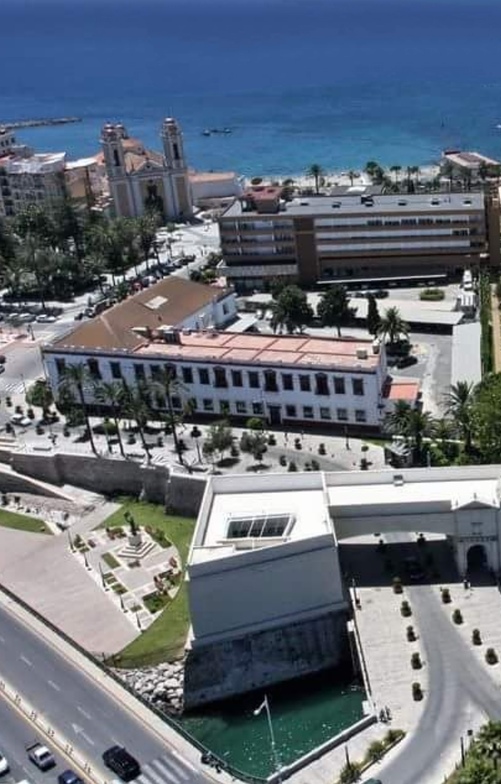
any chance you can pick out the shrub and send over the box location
[279,455,287,467]
[406,625,416,642]
[393,577,403,594]
[27,408,35,420]
[486,648,498,665]
[339,761,362,783]
[365,740,385,763]
[310,459,320,471]
[412,682,423,701]
[452,608,463,625]
[304,462,312,471]
[472,628,482,646]
[401,600,412,617]
[318,443,326,456]
[420,288,445,301]
[294,438,302,450]
[441,588,451,604]
[411,652,422,670]
[267,434,277,446]
[384,728,405,745]
[288,460,298,472]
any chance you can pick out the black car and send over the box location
[58,770,84,784]
[102,747,141,782]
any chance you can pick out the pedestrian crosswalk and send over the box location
[137,754,203,784]
[0,379,28,395]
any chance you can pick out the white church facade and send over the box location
[100,117,193,221]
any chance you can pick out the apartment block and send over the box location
[219,185,500,291]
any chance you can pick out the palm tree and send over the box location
[385,400,412,437]
[61,364,98,456]
[390,165,402,184]
[94,381,127,457]
[443,381,475,452]
[152,367,186,465]
[135,212,161,270]
[347,170,357,186]
[406,409,434,463]
[306,163,324,194]
[122,385,152,462]
[378,307,409,346]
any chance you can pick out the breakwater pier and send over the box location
[1,117,81,130]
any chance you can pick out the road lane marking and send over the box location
[20,655,32,666]
[76,706,92,720]
[48,680,60,692]
[151,756,189,780]
[170,750,197,773]
[141,764,176,784]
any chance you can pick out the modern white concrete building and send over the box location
[189,171,244,209]
[183,465,501,704]
[43,278,419,430]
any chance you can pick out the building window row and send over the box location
[193,398,368,422]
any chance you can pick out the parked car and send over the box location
[11,413,32,427]
[26,742,56,771]
[0,355,6,364]
[0,749,9,775]
[36,313,58,323]
[58,770,83,784]
[102,747,141,782]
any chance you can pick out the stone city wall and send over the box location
[0,447,206,515]
[183,610,349,708]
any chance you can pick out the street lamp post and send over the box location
[136,609,142,631]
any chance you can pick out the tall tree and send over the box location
[122,385,152,462]
[470,374,501,462]
[203,420,234,463]
[152,367,186,465]
[366,293,381,336]
[94,381,127,457]
[306,164,324,195]
[347,170,357,186]
[378,307,409,346]
[317,285,353,336]
[443,380,475,453]
[135,211,161,270]
[61,364,98,456]
[389,165,402,184]
[270,285,313,334]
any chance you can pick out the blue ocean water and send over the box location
[2,0,501,176]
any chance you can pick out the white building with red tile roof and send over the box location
[43,278,419,431]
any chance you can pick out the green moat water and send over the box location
[175,668,365,779]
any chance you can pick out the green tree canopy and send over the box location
[306,163,325,194]
[317,285,354,336]
[366,293,381,336]
[270,285,313,334]
[26,379,53,416]
[378,306,409,345]
[471,374,501,462]
[203,420,234,462]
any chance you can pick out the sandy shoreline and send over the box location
[246,164,441,189]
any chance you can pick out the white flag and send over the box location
[253,697,267,716]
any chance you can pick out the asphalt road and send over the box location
[379,537,501,784]
[0,604,208,784]
[0,695,69,784]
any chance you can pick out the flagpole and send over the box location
[264,695,281,779]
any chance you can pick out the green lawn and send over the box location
[102,551,120,569]
[0,509,51,535]
[101,500,195,667]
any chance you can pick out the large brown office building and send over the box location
[219,185,500,291]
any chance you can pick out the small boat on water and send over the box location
[203,127,233,136]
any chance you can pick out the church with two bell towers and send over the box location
[100,117,193,221]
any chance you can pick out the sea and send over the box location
[3,0,501,178]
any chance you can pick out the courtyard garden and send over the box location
[98,499,195,668]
